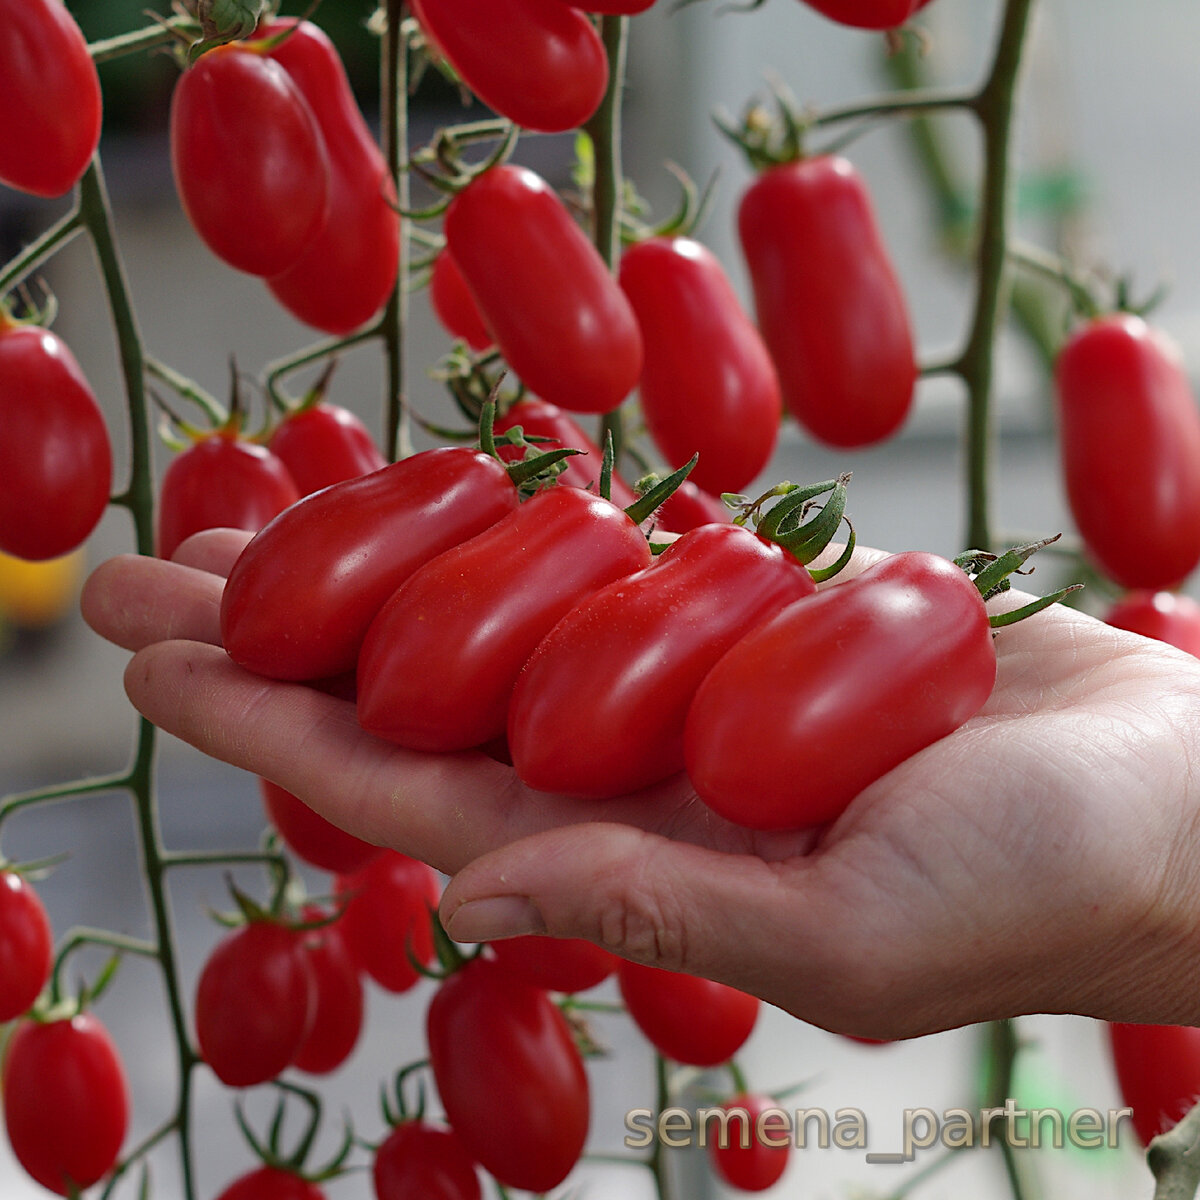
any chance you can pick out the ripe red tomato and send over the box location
[654,481,732,533]
[2,1012,130,1196]
[619,236,781,494]
[1054,313,1200,590]
[686,552,995,831]
[0,871,52,1022]
[489,935,618,993]
[618,960,759,1066]
[0,322,112,562]
[410,0,607,133]
[194,919,315,1087]
[1105,591,1200,658]
[555,0,657,11]
[170,43,329,277]
[427,957,589,1192]
[221,447,518,681]
[334,851,441,993]
[261,778,381,874]
[1109,1022,1200,1145]
[263,19,401,334]
[509,523,815,797]
[738,155,916,447]
[214,1166,326,1200]
[429,250,493,352]
[357,486,652,752]
[268,402,387,496]
[795,0,935,28]
[372,1121,482,1200]
[706,1093,791,1192]
[292,906,365,1076]
[444,165,643,415]
[0,0,102,197]
[157,431,300,560]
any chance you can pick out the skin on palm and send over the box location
[80,529,1200,1038]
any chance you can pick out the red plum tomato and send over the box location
[796,0,935,28]
[268,401,386,495]
[1105,591,1200,658]
[489,935,618,993]
[215,1167,326,1200]
[292,906,365,1075]
[707,1093,792,1192]
[261,778,381,874]
[429,249,494,352]
[372,1121,482,1200]
[1109,1022,1200,1145]
[0,871,52,1022]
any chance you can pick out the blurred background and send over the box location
[2,0,1196,1195]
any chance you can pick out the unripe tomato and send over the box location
[0,549,85,629]
[444,165,643,415]
[1105,591,1200,658]
[0,871,53,1022]
[0,0,102,197]
[738,155,916,448]
[170,43,330,277]
[1054,313,1200,590]
[268,401,387,496]
[1109,1022,1200,1145]
[0,323,112,562]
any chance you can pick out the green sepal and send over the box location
[624,455,697,525]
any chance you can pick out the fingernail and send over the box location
[444,895,546,943]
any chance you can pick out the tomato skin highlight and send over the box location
[0,872,52,1022]
[706,1093,791,1192]
[268,402,387,496]
[489,935,618,993]
[427,957,590,1192]
[686,551,995,831]
[429,250,494,352]
[1054,313,1200,591]
[1105,591,1200,658]
[619,236,781,494]
[215,1166,327,1200]
[410,0,608,133]
[0,0,102,197]
[261,778,381,874]
[263,20,401,334]
[444,165,643,415]
[221,447,518,682]
[510,523,815,797]
[796,0,934,28]
[1109,1022,1200,1145]
[170,45,330,277]
[0,324,112,562]
[357,486,653,752]
[738,155,916,448]
[157,433,300,561]
[372,1121,482,1200]
[2,1013,130,1196]
[618,960,759,1066]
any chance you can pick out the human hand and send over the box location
[81,529,1200,1037]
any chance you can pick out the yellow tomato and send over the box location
[0,548,85,629]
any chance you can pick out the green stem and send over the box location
[1149,1101,1200,1199]
[0,771,128,835]
[0,208,86,298]
[980,1018,1040,1200]
[88,17,194,64]
[813,85,974,129]
[649,1053,673,1200]
[261,323,382,411]
[160,848,290,873]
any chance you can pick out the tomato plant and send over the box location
[619,235,781,494]
[429,250,493,352]
[267,401,387,496]
[170,43,329,277]
[372,1120,482,1200]
[426,956,589,1192]
[1109,1022,1200,1146]
[261,778,381,875]
[0,0,102,197]
[444,164,643,414]
[214,1166,326,1200]
[357,485,652,752]
[1054,312,1200,590]
[0,321,112,562]
[618,959,760,1067]
[1104,591,1200,658]
[2,1012,130,1196]
[738,154,916,447]
[706,1093,791,1193]
[221,447,518,681]
[489,935,618,994]
[292,906,365,1076]
[194,918,315,1087]
[685,551,996,830]
[0,870,52,1022]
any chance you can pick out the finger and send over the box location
[170,527,253,577]
[82,555,225,651]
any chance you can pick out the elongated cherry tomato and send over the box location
[194,919,315,1087]
[555,0,656,11]
[268,401,387,496]
[686,551,995,830]
[0,0,102,197]
[261,778,381,874]
[1109,1022,1200,1145]
[410,0,607,133]
[738,155,916,447]
[620,236,781,494]
[1105,591,1200,658]
[494,396,638,507]
[427,957,589,1192]
[170,44,329,277]
[489,935,618,994]
[618,960,759,1066]
[157,432,300,561]
[0,871,52,1022]
[334,851,441,993]
[1054,313,1200,590]
[2,1013,130,1196]
[221,447,518,681]
[0,321,112,561]
[358,486,652,752]
[795,0,935,28]
[706,1093,791,1192]
[215,1166,326,1200]
[445,165,643,415]
[429,250,493,352]
[654,481,731,534]
[264,20,401,334]
[510,523,815,797]
[373,1121,482,1200]
[293,906,365,1076]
